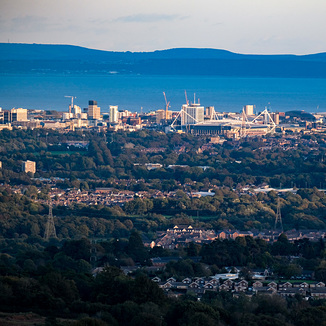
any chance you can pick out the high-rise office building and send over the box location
[11,108,28,121]
[0,108,4,123]
[205,106,215,119]
[156,109,172,124]
[3,108,28,123]
[3,110,11,123]
[243,105,254,116]
[270,112,280,125]
[156,110,165,124]
[181,103,204,126]
[88,100,101,120]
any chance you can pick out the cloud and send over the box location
[115,13,183,23]
[9,15,50,32]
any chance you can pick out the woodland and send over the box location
[1,128,326,325]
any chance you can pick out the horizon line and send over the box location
[1,42,325,57]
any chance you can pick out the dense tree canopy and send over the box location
[1,128,326,324]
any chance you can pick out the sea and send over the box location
[1,73,326,114]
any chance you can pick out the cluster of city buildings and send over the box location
[0,100,144,131]
[1,98,325,137]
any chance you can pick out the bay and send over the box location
[0,73,326,113]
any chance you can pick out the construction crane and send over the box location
[64,96,76,114]
[184,90,189,105]
[163,92,170,122]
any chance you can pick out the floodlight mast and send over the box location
[251,108,277,133]
[64,96,76,114]
[240,107,248,138]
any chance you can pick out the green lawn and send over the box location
[32,151,87,156]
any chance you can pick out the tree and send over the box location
[62,238,91,261]
[276,263,302,279]
[223,176,234,188]
[127,231,149,264]
[293,306,326,326]
[166,301,220,326]
[272,234,293,256]
[186,242,200,257]
[124,198,153,215]
[131,274,165,305]
[253,294,287,316]
[41,271,79,304]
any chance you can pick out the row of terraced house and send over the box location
[153,276,326,299]
[151,225,326,249]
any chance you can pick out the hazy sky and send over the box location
[0,0,325,54]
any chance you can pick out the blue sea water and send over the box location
[0,73,326,113]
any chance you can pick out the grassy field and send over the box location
[49,151,87,156]
[32,151,87,156]
[0,312,74,326]
[0,312,45,326]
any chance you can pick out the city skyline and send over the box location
[0,0,325,55]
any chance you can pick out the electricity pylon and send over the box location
[44,200,57,240]
[274,197,283,233]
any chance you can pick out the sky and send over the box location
[0,0,325,54]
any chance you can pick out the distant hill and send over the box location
[1,43,326,77]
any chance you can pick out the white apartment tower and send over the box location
[22,160,36,174]
[109,106,119,124]
[74,105,81,116]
